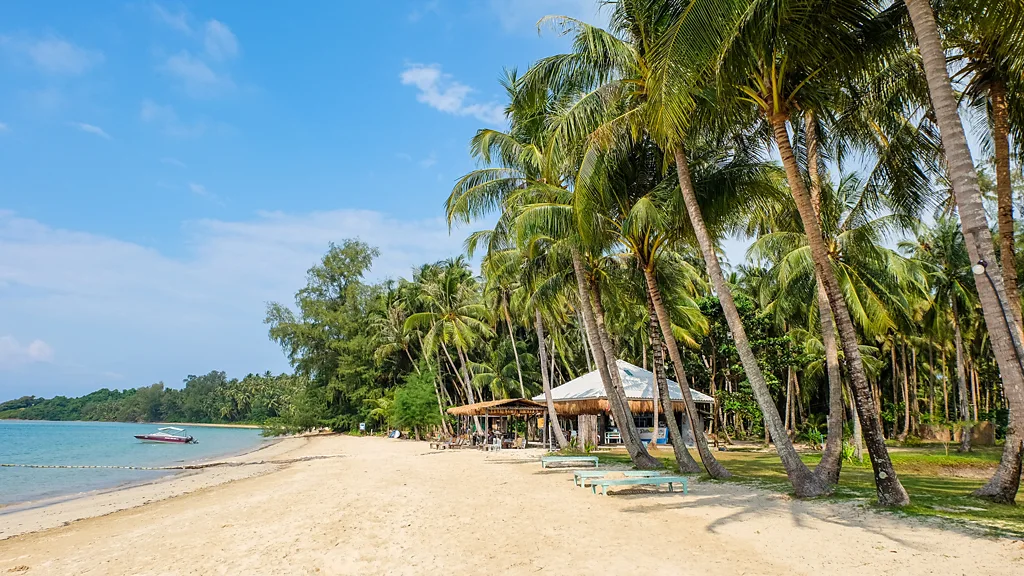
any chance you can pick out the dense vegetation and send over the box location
[0,371,302,425]
[6,0,1024,509]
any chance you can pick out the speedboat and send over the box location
[134,426,197,444]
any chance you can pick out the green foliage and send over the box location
[391,370,441,432]
[0,371,302,424]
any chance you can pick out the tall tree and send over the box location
[904,0,1024,503]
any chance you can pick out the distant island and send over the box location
[0,371,300,429]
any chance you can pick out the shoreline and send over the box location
[0,418,264,429]
[2,435,1020,575]
[0,421,275,511]
[0,434,312,541]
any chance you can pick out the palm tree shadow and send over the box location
[617,489,922,549]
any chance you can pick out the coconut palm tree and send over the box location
[405,258,493,433]
[528,0,855,494]
[446,72,656,464]
[903,0,1024,503]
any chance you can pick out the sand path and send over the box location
[1,435,1022,575]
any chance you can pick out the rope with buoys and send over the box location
[0,454,343,471]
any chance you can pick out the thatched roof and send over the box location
[532,360,715,416]
[446,398,545,417]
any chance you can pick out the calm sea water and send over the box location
[0,420,266,506]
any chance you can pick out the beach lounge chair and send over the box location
[573,470,666,487]
[540,455,599,468]
[590,475,689,496]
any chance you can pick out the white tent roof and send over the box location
[532,360,714,405]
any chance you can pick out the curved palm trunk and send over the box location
[905,0,1024,503]
[647,301,704,471]
[503,299,527,398]
[992,81,1023,329]
[674,147,817,491]
[953,300,971,452]
[770,117,908,505]
[806,112,844,485]
[589,275,662,468]
[644,266,729,478]
[570,248,660,469]
[444,342,482,433]
[536,308,569,450]
[648,303,702,474]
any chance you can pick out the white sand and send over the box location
[1,435,1021,575]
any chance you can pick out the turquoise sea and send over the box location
[0,420,266,506]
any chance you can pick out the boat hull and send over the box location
[134,434,194,444]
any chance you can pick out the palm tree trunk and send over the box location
[644,266,729,477]
[570,248,660,468]
[900,340,911,442]
[806,109,845,484]
[647,296,702,473]
[992,80,1023,329]
[674,146,817,489]
[953,300,971,452]
[904,0,1024,504]
[444,342,482,433]
[769,117,908,505]
[430,362,450,435]
[911,346,920,436]
[942,348,950,421]
[503,300,526,398]
[785,367,793,435]
[847,382,864,462]
[535,308,568,450]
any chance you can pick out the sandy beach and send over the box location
[1,435,1022,575]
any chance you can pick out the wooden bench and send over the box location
[573,470,666,487]
[590,476,689,495]
[540,456,599,469]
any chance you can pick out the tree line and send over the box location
[264,0,1024,508]
[0,371,302,425]
[6,0,1022,509]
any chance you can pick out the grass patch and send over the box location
[593,444,1024,537]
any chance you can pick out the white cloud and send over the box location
[203,20,238,61]
[188,182,207,195]
[1,35,103,75]
[140,99,206,137]
[71,122,111,139]
[161,51,233,97]
[0,336,54,369]
[0,210,466,392]
[400,63,505,125]
[0,122,8,132]
[161,157,187,168]
[152,3,191,33]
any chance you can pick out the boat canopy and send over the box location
[158,427,185,432]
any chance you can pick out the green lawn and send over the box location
[593,444,1024,537]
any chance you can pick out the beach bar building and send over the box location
[532,360,714,448]
[446,398,545,447]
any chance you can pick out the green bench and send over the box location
[540,455,599,469]
[591,475,690,495]
[573,470,666,487]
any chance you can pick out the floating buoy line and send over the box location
[0,454,343,471]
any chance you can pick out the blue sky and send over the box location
[0,0,616,398]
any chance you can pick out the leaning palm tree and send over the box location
[696,0,911,505]
[903,0,1024,503]
[446,71,657,465]
[529,1,848,493]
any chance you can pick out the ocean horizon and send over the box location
[0,420,266,506]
